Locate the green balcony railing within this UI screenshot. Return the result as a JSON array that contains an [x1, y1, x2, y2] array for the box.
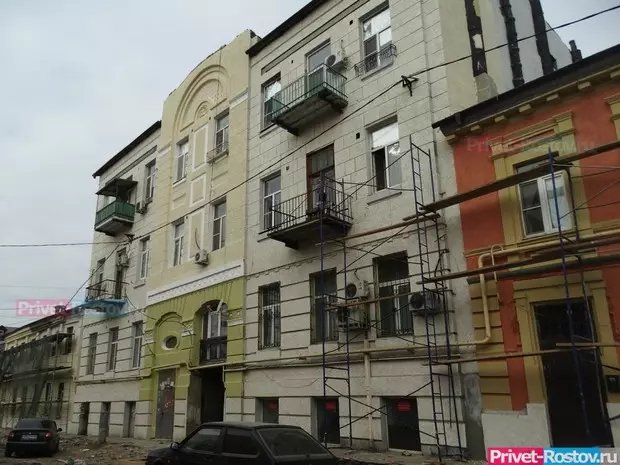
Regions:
[[271, 64, 347, 121], [95, 200, 135, 229]]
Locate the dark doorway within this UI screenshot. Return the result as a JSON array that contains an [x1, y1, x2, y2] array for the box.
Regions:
[[156, 369, 176, 438], [385, 397, 421, 451], [316, 397, 340, 445], [201, 367, 225, 424], [535, 300, 612, 446], [78, 402, 89, 436], [123, 401, 136, 438]]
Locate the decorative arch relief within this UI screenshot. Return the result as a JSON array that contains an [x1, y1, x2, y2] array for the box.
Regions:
[[178, 78, 228, 131]]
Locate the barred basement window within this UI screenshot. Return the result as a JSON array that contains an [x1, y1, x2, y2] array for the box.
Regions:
[[258, 283, 281, 349]]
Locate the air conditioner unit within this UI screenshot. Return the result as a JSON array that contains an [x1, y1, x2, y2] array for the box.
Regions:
[[194, 250, 209, 266], [344, 279, 370, 300], [336, 302, 369, 331], [136, 201, 147, 214], [325, 50, 347, 71], [410, 291, 442, 317], [117, 253, 129, 268]]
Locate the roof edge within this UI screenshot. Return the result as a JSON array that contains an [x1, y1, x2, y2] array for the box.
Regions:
[[432, 44, 620, 135], [92, 120, 162, 179], [247, 0, 329, 57]]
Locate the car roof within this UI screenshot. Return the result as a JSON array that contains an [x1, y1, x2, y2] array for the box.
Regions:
[[202, 421, 301, 430]]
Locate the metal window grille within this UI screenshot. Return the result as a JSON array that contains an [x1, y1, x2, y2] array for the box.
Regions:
[[259, 284, 281, 349]]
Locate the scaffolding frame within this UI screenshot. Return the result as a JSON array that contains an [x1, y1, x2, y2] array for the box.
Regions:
[[315, 136, 465, 460]]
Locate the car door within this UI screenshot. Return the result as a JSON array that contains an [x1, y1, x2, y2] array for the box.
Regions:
[[175, 425, 223, 465], [219, 427, 264, 465]]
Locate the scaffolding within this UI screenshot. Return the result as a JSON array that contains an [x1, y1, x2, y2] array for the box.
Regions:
[[0, 330, 71, 427], [313, 132, 620, 457], [315, 136, 464, 460]]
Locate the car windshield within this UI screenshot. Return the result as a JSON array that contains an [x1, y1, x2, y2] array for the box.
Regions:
[[15, 419, 44, 429], [258, 428, 330, 457]]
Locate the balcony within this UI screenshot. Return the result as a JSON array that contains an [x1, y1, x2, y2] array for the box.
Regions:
[[94, 200, 136, 235], [271, 65, 347, 135], [85, 279, 127, 301], [263, 180, 353, 249], [199, 337, 227, 364]]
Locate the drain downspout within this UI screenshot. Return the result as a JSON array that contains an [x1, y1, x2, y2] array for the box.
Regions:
[[528, 0, 554, 75], [499, 0, 524, 87]]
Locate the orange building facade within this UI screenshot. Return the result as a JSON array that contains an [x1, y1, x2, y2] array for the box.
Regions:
[[435, 45, 620, 448]]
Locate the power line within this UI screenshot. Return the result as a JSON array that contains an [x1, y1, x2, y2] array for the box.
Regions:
[[0, 241, 120, 248]]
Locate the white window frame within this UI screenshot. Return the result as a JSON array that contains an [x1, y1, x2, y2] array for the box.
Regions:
[[107, 327, 119, 371], [172, 221, 185, 267], [262, 77, 282, 129], [259, 284, 281, 349], [138, 237, 151, 280], [175, 140, 189, 182], [371, 122, 401, 191], [144, 161, 156, 201], [262, 174, 282, 231], [203, 303, 228, 340], [131, 322, 143, 368], [362, 8, 393, 72], [86, 333, 97, 375], [518, 173, 572, 237], [215, 113, 229, 155], [212, 200, 227, 251]]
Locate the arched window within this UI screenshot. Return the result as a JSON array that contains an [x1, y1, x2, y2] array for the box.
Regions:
[[201, 301, 228, 340]]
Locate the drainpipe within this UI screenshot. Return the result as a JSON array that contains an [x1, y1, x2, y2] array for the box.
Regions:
[[528, 0, 554, 75], [363, 339, 374, 449], [499, 0, 525, 87]]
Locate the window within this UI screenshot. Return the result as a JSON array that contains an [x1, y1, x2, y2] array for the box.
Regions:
[[307, 43, 331, 95], [259, 398, 279, 424], [262, 77, 282, 128], [259, 428, 330, 457], [307, 43, 331, 73], [184, 426, 222, 452], [175, 140, 189, 182], [222, 428, 259, 456], [259, 283, 281, 349], [86, 333, 97, 375], [518, 165, 571, 236], [65, 326, 73, 354], [96, 258, 105, 290], [307, 146, 336, 208], [310, 269, 338, 343], [375, 252, 412, 336], [362, 8, 393, 73], [173, 221, 185, 266], [56, 383, 64, 420], [139, 237, 151, 279], [371, 122, 401, 191], [203, 303, 228, 340], [131, 322, 143, 368], [316, 398, 340, 445], [145, 161, 156, 201], [212, 200, 227, 251], [262, 174, 282, 231], [107, 327, 119, 371], [215, 113, 229, 155]]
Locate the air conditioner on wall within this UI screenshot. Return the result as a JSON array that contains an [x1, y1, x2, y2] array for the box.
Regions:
[[194, 250, 209, 266], [410, 291, 442, 317], [344, 279, 370, 300], [324, 50, 347, 71]]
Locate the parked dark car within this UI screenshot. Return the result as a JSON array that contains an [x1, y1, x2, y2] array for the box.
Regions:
[[4, 418, 61, 457], [146, 421, 338, 465]]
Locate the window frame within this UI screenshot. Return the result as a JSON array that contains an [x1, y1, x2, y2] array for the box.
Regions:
[[262, 173, 282, 231], [310, 269, 339, 344], [258, 283, 281, 349], [370, 121, 401, 192], [361, 7, 393, 73], [212, 199, 227, 251], [172, 221, 185, 267], [144, 161, 156, 202], [518, 172, 572, 237], [175, 139, 189, 182], [131, 322, 143, 369], [86, 333, 97, 375], [139, 237, 151, 280], [107, 327, 119, 371], [262, 76, 282, 129], [374, 251, 413, 337], [215, 113, 230, 155]]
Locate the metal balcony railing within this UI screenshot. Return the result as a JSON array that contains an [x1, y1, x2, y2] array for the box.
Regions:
[[85, 279, 127, 301], [263, 179, 353, 234], [354, 44, 397, 77], [199, 337, 227, 364], [271, 65, 347, 122], [207, 140, 229, 163], [94, 200, 135, 231]]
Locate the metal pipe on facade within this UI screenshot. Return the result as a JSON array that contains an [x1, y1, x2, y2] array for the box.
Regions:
[[363, 339, 374, 449]]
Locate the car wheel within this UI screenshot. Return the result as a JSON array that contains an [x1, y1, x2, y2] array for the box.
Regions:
[[4, 448, 11, 457]]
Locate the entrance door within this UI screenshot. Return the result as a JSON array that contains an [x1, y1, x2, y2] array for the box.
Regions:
[[201, 367, 225, 424], [535, 300, 612, 446], [385, 398, 421, 451], [156, 369, 176, 438], [316, 398, 340, 445], [124, 401, 136, 438], [307, 146, 336, 213], [78, 402, 89, 436]]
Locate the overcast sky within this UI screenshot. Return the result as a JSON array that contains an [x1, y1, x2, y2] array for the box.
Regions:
[[0, 0, 618, 328]]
